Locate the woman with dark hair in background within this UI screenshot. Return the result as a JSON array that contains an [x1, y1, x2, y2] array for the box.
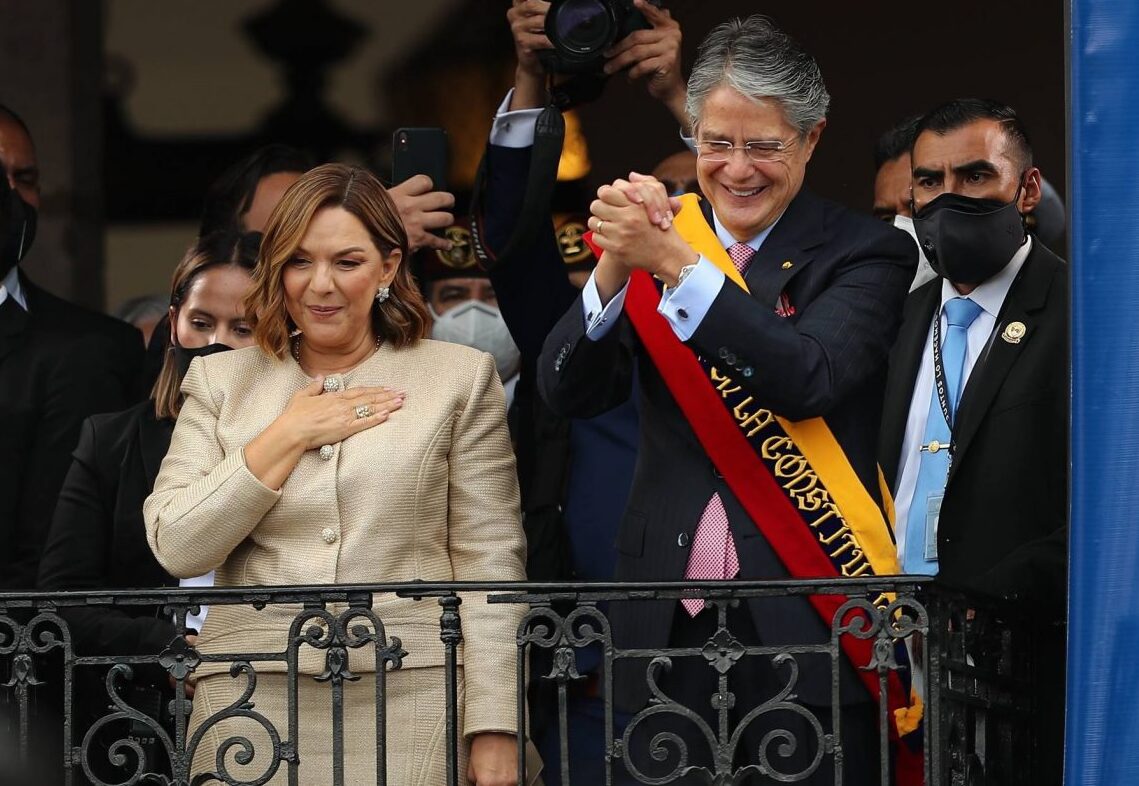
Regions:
[[144, 163, 526, 786], [37, 231, 260, 780], [198, 144, 316, 236]]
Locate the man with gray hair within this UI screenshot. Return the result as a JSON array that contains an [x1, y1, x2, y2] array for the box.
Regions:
[[539, 15, 916, 784]]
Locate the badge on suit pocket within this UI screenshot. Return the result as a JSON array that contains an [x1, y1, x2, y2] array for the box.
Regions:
[[924, 493, 943, 561]]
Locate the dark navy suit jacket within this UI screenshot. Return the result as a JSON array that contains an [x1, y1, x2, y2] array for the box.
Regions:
[[477, 143, 639, 592], [537, 189, 916, 710]]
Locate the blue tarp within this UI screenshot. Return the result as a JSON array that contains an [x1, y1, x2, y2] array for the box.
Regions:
[[1067, 1, 1139, 783]]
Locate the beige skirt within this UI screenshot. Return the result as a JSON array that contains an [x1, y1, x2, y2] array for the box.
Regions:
[[188, 666, 468, 786]]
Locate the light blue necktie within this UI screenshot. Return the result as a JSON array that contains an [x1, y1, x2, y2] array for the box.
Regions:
[[901, 297, 984, 574]]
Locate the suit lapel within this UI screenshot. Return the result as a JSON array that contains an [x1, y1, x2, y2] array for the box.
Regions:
[[0, 291, 29, 367], [880, 281, 942, 487], [701, 190, 825, 308], [948, 245, 1058, 484], [137, 405, 174, 490]]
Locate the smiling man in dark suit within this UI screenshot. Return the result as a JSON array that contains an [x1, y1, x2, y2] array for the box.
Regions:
[[879, 98, 1067, 785], [538, 16, 916, 785], [0, 105, 143, 590]]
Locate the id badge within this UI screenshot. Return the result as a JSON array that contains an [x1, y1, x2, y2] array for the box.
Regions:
[[924, 493, 943, 562]]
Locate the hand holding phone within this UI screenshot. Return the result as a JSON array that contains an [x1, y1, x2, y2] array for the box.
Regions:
[[390, 128, 455, 252], [392, 127, 449, 192]]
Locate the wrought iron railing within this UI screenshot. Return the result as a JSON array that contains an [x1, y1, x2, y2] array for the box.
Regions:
[[0, 578, 1033, 786]]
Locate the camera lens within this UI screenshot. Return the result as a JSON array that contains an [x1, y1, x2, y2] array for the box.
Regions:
[[551, 0, 615, 54]]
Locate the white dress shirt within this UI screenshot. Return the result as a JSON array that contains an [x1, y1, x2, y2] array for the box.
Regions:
[[0, 265, 27, 310], [178, 570, 215, 633], [490, 89, 542, 148], [892, 238, 1033, 556], [490, 89, 697, 154], [580, 212, 779, 342]]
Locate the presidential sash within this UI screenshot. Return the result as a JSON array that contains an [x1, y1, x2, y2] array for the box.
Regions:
[[590, 193, 917, 738]]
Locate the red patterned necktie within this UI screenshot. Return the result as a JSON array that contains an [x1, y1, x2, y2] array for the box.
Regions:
[[681, 242, 755, 617]]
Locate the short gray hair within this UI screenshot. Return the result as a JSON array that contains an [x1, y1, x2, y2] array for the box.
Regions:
[[685, 16, 830, 136]]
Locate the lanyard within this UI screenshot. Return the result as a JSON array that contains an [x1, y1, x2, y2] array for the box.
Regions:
[[920, 312, 960, 470], [930, 313, 955, 434]]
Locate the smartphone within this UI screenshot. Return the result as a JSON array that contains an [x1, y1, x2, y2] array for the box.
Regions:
[[392, 127, 449, 192]]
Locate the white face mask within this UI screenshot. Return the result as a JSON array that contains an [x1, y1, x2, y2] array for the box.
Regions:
[[893, 214, 938, 292], [430, 300, 521, 383]]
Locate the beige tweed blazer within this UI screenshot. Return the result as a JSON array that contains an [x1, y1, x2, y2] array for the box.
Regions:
[[143, 340, 526, 736]]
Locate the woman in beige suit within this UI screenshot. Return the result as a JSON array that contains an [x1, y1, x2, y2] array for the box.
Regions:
[[144, 164, 526, 786]]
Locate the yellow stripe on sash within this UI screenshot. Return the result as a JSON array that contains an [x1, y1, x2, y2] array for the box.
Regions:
[[673, 194, 901, 576]]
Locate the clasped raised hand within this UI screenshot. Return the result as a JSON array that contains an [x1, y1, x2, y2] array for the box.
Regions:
[[589, 172, 696, 287]]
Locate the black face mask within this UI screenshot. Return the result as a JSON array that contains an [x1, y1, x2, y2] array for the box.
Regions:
[[912, 186, 1026, 287], [174, 342, 234, 380], [0, 190, 37, 279]]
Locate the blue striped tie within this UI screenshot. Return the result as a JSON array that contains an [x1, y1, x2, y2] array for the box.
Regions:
[[901, 297, 984, 574]]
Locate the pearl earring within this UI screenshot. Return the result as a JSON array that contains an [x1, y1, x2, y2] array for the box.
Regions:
[[375, 286, 390, 303]]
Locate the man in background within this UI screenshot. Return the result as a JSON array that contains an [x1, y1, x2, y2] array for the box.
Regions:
[[873, 115, 938, 292], [0, 104, 143, 590], [417, 219, 521, 407], [471, 0, 683, 780]]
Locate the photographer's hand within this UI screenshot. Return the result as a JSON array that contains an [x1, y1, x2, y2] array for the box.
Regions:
[[508, 0, 552, 110], [603, 0, 687, 128]]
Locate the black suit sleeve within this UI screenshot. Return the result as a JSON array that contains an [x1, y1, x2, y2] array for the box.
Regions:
[[968, 524, 1067, 617], [12, 333, 140, 589], [537, 292, 637, 419], [38, 418, 177, 655], [478, 143, 580, 363], [689, 228, 916, 421]]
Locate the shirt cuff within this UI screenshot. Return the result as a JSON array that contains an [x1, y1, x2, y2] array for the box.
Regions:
[[657, 257, 725, 342], [581, 270, 628, 341], [489, 89, 543, 149]]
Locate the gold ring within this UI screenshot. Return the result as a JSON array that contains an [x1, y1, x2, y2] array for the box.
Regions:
[[596, 220, 605, 234]]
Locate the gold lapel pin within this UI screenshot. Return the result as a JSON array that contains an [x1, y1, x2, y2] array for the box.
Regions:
[[1001, 321, 1027, 344], [781, 260, 793, 270]]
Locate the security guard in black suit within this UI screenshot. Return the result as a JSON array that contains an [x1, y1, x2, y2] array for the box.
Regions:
[[0, 108, 143, 591], [878, 99, 1067, 785]]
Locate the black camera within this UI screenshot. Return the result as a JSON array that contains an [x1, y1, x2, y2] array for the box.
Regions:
[[540, 0, 660, 75]]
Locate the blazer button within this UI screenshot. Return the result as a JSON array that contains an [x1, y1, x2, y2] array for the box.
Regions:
[[323, 375, 344, 393], [741, 367, 754, 378], [718, 347, 730, 359], [321, 527, 338, 544], [677, 532, 690, 547], [725, 353, 737, 365], [319, 445, 335, 461]]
